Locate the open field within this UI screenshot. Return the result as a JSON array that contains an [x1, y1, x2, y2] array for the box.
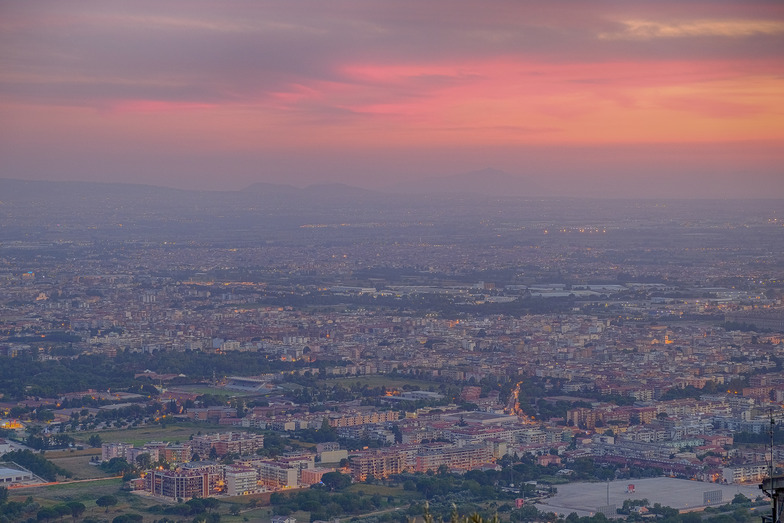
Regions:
[[222, 490, 274, 506], [169, 384, 260, 397], [9, 477, 131, 520], [10, 477, 123, 499], [346, 483, 408, 497], [84, 422, 226, 446], [44, 448, 101, 459], [331, 375, 444, 390], [224, 506, 275, 522], [11, 480, 249, 522], [537, 478, 763, 517], [46, 453, 111, 480]]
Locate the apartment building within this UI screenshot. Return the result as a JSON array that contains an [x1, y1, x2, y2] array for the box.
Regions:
[[190, 431, 265, 458], [414, 443, 494, 473], [257, 460, 299, 489], [144, 463, 223, 499], [349, 448, 406, 481], [722, 463, 769, 484], [225, 465, 261, 496]]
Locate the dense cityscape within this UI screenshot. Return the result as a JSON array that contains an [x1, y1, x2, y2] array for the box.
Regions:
[[0, 182, 782, 522], [3, 0, 784, 521]]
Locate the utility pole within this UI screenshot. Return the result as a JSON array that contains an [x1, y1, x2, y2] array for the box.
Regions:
[[760, 412, 782, 523]]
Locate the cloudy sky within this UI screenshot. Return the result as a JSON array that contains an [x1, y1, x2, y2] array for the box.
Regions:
[[1, 1, 783, 197]]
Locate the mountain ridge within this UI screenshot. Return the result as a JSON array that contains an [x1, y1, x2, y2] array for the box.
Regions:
[[384, 167, 547, 197]]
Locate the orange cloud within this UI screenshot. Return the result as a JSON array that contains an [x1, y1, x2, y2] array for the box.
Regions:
[[241, 57, 783, 147], [9, 53, 779, 155], [599, 19, 784, 40]]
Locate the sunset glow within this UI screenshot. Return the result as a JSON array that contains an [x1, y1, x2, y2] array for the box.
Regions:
[[1, 0, 782, 196]]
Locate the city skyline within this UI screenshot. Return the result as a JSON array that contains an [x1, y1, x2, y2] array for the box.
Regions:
[[1, 1, 783, 197]]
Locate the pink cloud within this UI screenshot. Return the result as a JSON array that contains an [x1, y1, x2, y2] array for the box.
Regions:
[[1, 0, 783, 190], [244, 57, 779, 146], [110, 100, 217, 113]]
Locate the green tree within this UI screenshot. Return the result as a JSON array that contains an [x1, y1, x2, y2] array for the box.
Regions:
[[135, 453, 152, 469], [202, 497, 220, 513], [315, 417, 338, 442], [53, 504, 72, 518], [112, 515, 143, 523], [681, 513, 702, 523], [96, 494, 118, 513], [510, 504, 540, 522], [320, 471, 352, 491], [66, 501, 86, 520], [731, 493, 750, 505], [35, 409, 55, 422], [88, 434, 103, 448], [186, 498, 206, 514], [37, 507, 58, 522]]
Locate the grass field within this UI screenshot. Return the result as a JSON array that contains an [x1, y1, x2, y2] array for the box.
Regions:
[[9, 480, 249, 523], [46, 454, 111, 480], [169, 384, 258, 397], [346, 484, 407, 497], [8, 474, 416, 523], [84, 421, 226, 446], [9, 477, 124, 509], [332, 375, 441, 389], [45, 448, 101, 459], [16, 477, 122, 497]]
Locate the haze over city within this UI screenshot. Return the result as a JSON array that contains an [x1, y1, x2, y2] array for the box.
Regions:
[[2, 3, 784, 522], [1, 1, 783, 197]]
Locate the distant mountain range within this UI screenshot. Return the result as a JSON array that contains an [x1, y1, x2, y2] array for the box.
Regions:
[[386, 168, 546, 197], [242, 167, 549, 199], [0, 174, 562, 244], [0, 178, 386, 210], [2, 165, 777, 210], [0, 175, 778, 245], [0, 168, 548, 209]]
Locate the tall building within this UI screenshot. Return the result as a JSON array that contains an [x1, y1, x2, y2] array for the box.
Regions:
[[414, 443, 494, 472], [257, 460, 299, 489], [101, 442, 132, 461], [225, 465, 260, 496], [144, 462, 223, 499], [349, 448, 405, 481], [190, 431, 264, 458]]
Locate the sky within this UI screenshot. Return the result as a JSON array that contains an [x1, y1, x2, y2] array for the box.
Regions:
[[1, 0, 783, 197]]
